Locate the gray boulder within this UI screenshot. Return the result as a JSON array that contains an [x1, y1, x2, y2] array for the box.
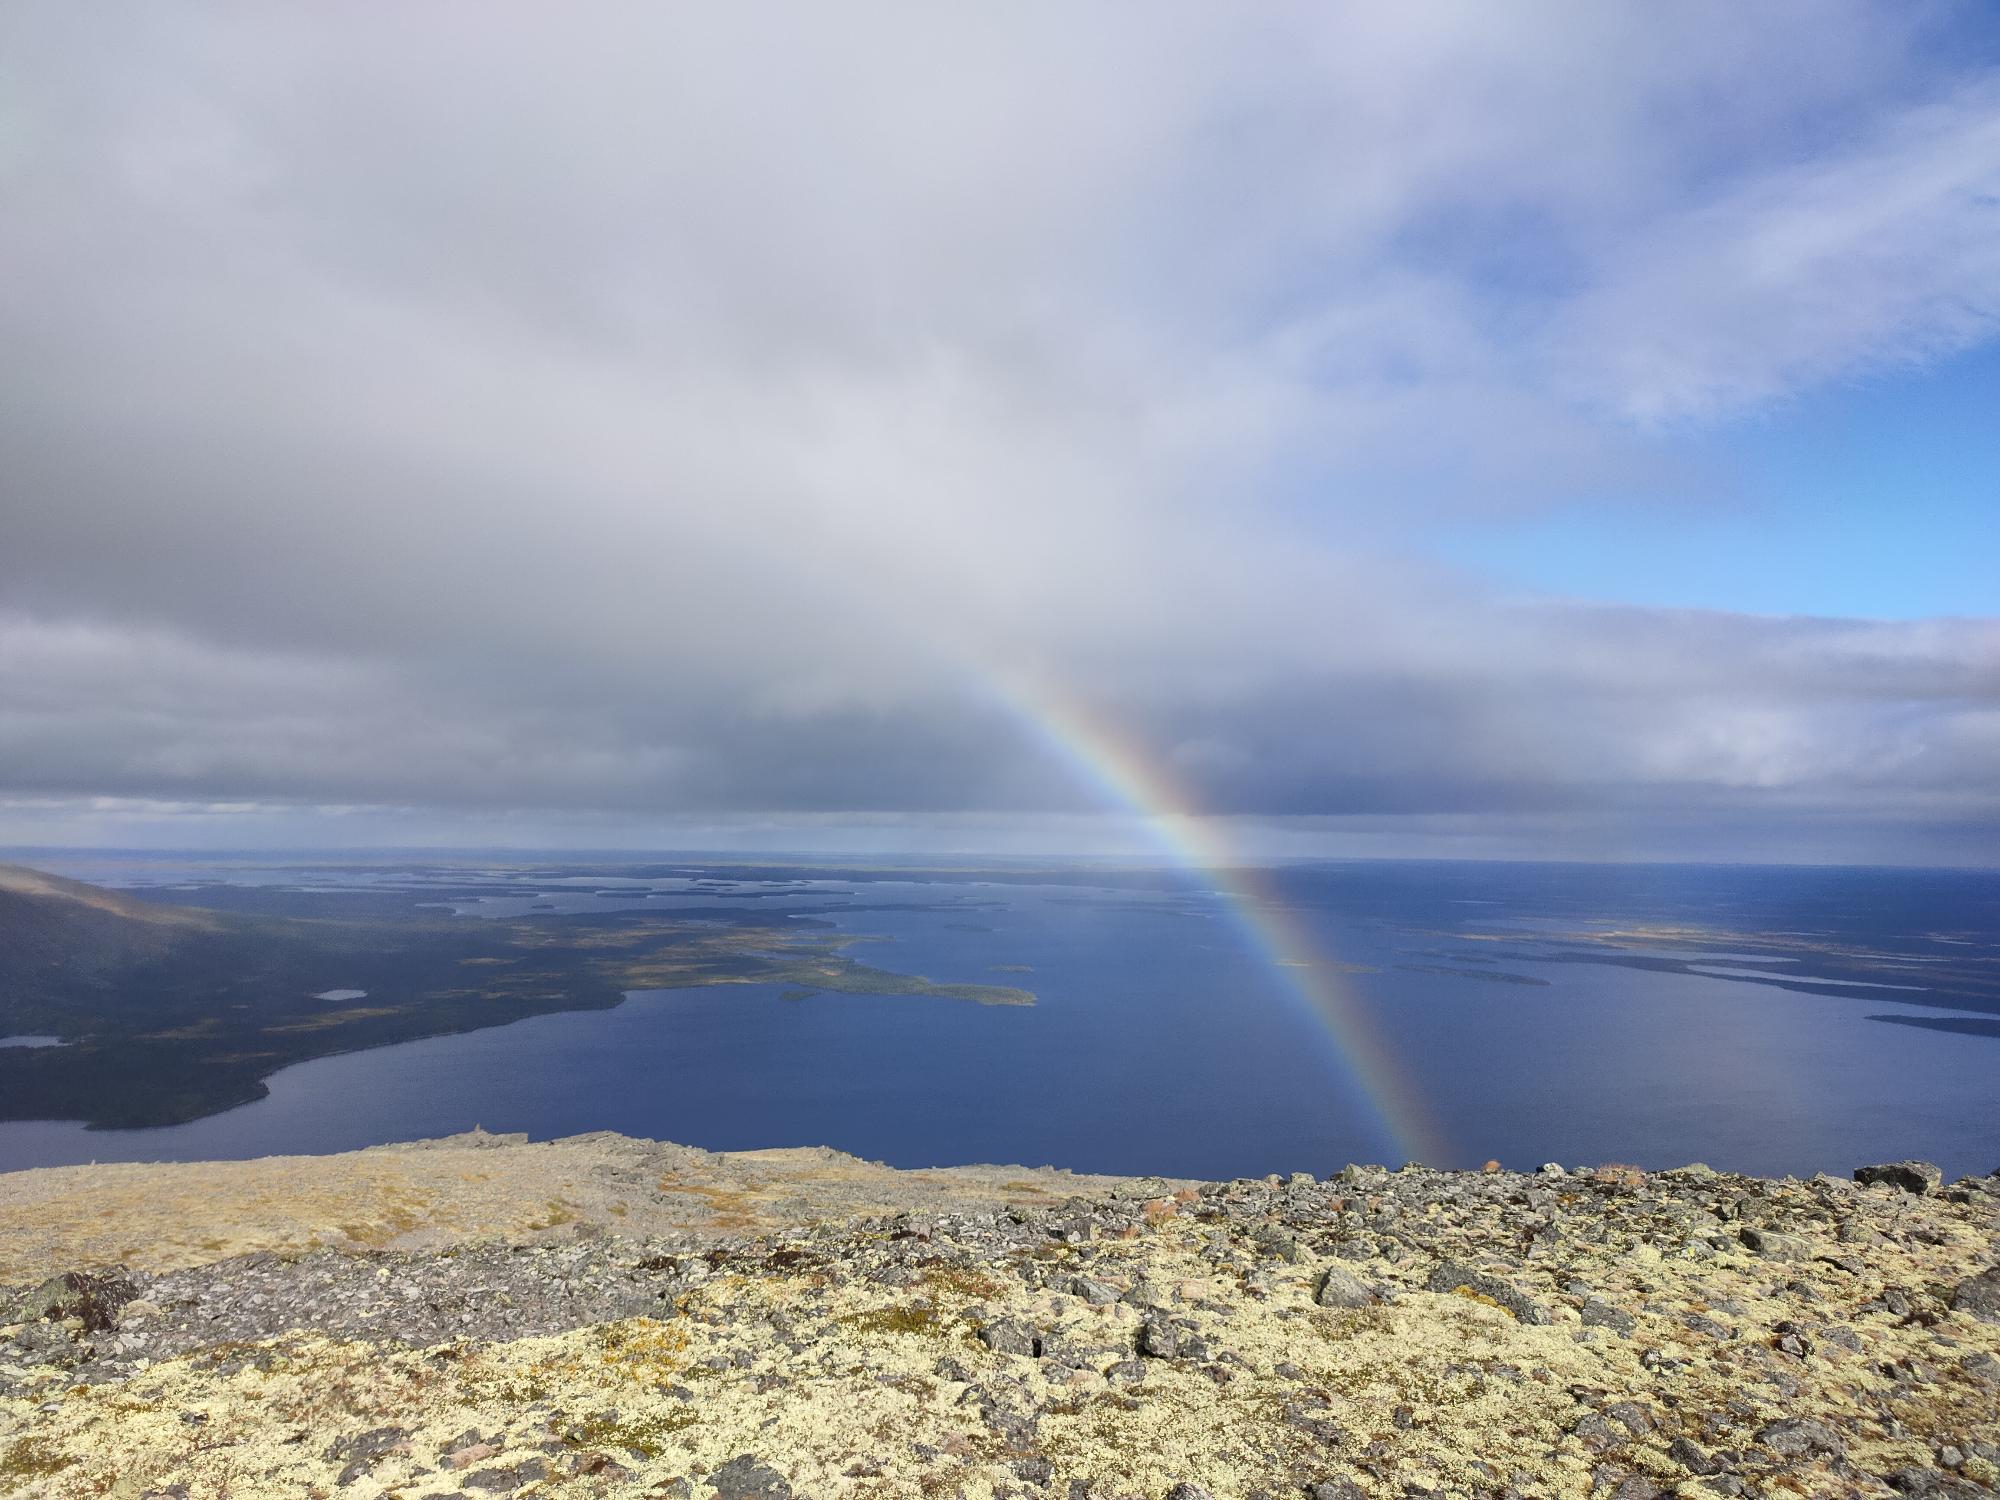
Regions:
[[1949, 1265, 2000, 1324], [1312, 1266, 1378, 1310], [708, 1455, 793, 1500], [1580, 1297, 1636, 1335], [976, 1318, 1039, 1357], [1756, 1417, 1846, 1459], [1739, 1226, 1810, 1260]]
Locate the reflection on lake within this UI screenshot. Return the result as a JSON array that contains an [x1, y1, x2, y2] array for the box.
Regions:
[[3, 859, 1996, 1180]]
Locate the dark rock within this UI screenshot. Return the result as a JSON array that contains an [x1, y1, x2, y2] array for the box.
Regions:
[[978, 1318, 1040, 1356], [1426, 1261, 1551, 1324], [1252, 1225, 1303, 1263], [324, 1426, 410, 1465], [983, 1403, 1038, 1452], [1607, 1479, 1662, 1500], [462, 1458, 547, 1493], [7, 1268, 139, 1333], [568, 1452, 631, 1480], [1756, 1417, 1845, 1459], [1602, 1402, 1653, 1437], [1667, 1436, 1717, 1473], [1579, 1298, 1636, 1335], [709, 1454, 794, 1500], [1885, 1469, 1991, 1499], [9, 1321, 81, 1369], [1011, 1455, 1054, 1486], [1948, 1265, 2000, 1324], [1573, 1413, 1634, 1452], [1856, 1162, 1943, 1195], [1283, 1400, 1347, 1448], [1163, 1486, 1215, 1500]]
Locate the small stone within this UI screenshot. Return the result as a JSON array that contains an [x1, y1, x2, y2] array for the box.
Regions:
[[1574, 1413, 1633, 1452], [1667, 1436, 1717, 1473], [1885, 1469, 1990, 1498], [978, 1318, 1040, 1357], [325, 1426, 409, 1466], [1012, 1455, 1054, 1486], [463, 1459, 547, 1494], [1579, 1298, 1636, 1335], [708, 1454, 794, 1500], [1163, 1486, 1215, 1500], [1756, 1417, 1845, 1459], [1855, 1162, 1943, 1195]]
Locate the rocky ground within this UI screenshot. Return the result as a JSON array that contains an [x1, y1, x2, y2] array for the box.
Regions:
[[1, 1137, 1997, 1499]]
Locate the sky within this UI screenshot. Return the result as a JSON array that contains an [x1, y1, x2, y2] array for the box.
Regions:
[[1, 3, 1996, 865]]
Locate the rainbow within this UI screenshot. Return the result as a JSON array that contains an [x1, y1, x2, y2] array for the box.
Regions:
[[990, 672, 1451, 1168]]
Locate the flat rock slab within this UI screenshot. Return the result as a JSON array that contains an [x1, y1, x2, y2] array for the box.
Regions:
[[0, 1128, 1173, 1282]]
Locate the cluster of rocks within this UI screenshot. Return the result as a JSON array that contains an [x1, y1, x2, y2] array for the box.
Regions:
[[3, 1155, 1998, 1498]]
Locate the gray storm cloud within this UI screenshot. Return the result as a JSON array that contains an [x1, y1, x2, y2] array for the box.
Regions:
[[1, 3, 1996, 857]]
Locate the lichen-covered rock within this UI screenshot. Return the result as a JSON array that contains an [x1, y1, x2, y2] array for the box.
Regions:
[[1425, 1259, 1551, 1324], [6, 1266, 138, 1332]]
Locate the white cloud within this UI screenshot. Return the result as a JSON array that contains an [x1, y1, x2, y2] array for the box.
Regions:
[[0, 2, 1995, 855]]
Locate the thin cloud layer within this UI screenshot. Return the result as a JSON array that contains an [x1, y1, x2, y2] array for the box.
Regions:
[[1, 3, 1996, 859]]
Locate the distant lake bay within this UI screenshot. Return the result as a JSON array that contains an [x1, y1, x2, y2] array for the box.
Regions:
[[3, 858, 1996, 1179]]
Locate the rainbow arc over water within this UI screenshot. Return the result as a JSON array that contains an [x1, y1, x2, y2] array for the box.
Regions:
[[992, 673, 1451, 1168]]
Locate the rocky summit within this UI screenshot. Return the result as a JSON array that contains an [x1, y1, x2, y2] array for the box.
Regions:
[[2, 1136, 1998, 1499]]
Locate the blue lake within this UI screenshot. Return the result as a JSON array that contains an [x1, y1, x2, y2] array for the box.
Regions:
[[2, 860, 1996, 1180]]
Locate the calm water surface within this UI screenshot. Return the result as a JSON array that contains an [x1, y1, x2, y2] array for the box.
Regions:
[[2, 859, 1995, 1179]]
